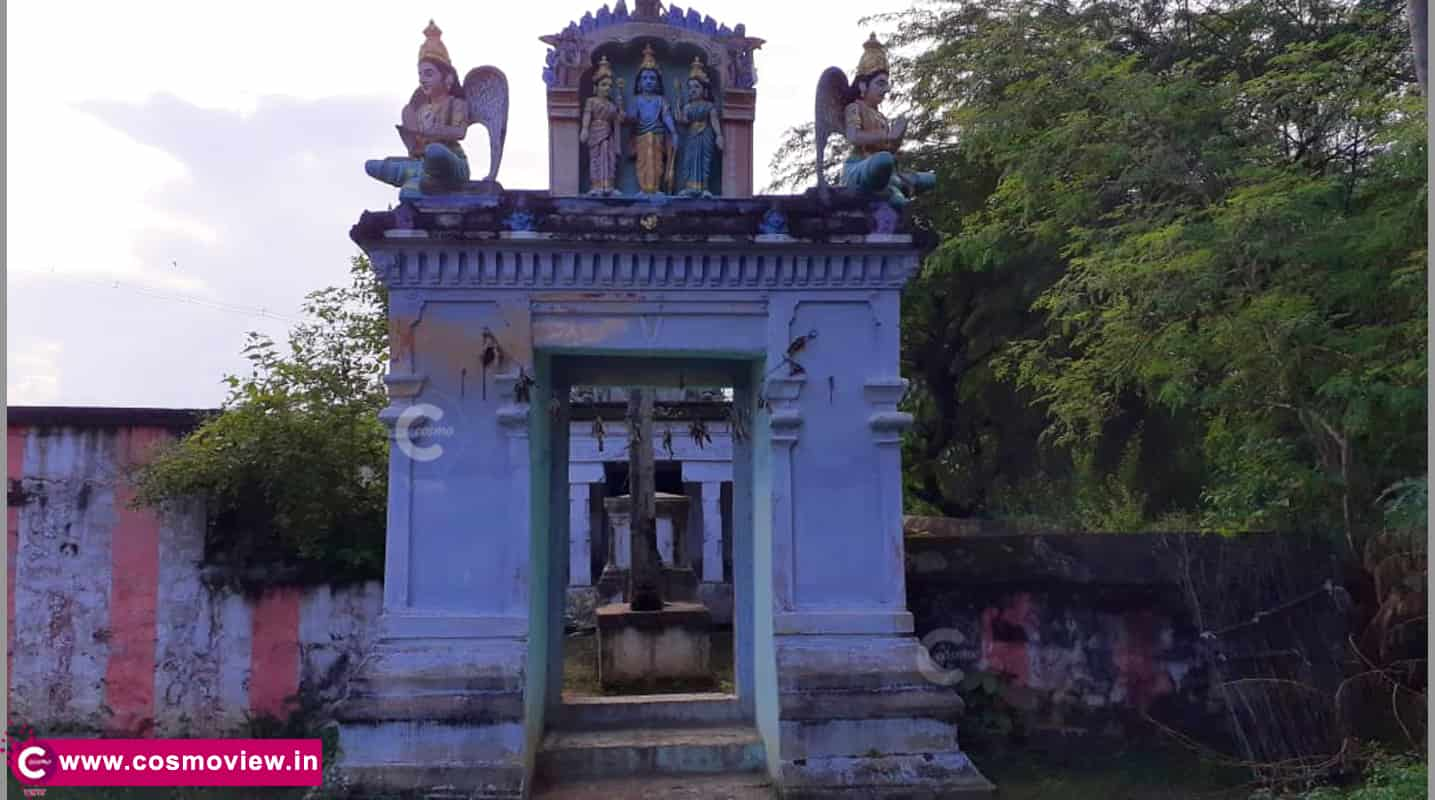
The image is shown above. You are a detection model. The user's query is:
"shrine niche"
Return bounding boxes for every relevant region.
[541,1,762,197]
[336,6,992,800]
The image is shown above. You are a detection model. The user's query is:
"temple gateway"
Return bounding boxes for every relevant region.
[338,2,992,797]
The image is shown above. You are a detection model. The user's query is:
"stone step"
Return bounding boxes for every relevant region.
[557,692,745,730]
[532,771,773,799]
[536,724,765,784]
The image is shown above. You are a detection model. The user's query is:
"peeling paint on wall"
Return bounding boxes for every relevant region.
[8,420,382,737]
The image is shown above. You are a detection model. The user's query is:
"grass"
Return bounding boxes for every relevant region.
[973,742,1254,800]
[5,775,306,799]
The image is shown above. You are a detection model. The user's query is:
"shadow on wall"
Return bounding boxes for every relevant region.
[903,517,1346,751]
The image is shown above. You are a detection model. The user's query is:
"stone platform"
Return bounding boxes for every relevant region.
[597,601,713,689]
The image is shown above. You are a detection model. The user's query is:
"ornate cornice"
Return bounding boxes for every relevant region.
[351,191,936,247]
[367,245,919,291]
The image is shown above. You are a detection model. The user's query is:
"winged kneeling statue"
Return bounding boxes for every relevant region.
[814,34,935,207]
[365,20,510,200]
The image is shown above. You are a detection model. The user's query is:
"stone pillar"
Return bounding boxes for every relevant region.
[339,360,531,796]
[568,480,595,587]
[655,514,675,565]
[604,500,633,570]
[546,87,581,196]
[681,461,733,584]
[720,88,756,198]
[596,494,628,606]
[762,295,993,797]
[651,493,690,566]
[700,482,723,583]
[627,389,663,612]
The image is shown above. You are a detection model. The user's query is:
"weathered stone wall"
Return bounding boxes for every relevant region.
[903,516,1345,745]
[7,410,382,736]
[8,408,1343,747]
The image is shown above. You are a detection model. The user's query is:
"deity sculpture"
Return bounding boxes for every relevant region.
[624,44,678,196]
[814,34,935,207]
[676,58,724,198]
[365,21,510,200]
[579,57,624,196]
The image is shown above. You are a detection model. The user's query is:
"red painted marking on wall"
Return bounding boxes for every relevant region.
[249,587,302,720]
[1114,610,1173,711]
[105,427,170,736]
[8,425,26,703]
[980,592,1037,686]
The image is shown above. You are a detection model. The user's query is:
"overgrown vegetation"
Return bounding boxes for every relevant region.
[770,0,1425,790]
[132,257,389,582]
[773,0,1426,539]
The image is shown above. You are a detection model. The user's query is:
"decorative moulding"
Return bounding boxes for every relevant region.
[368,246,920,291]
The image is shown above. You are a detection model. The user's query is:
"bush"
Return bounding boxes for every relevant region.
[132,258,389,583]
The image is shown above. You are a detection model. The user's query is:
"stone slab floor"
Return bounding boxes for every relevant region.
[533,772,773,799]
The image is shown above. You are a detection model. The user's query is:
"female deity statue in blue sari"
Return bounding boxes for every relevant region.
[676,58,724,198]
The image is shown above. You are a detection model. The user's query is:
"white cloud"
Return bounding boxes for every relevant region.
[6,0,913,407]
[8,339,64,405]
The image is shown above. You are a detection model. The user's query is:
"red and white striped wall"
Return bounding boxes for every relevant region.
[7,409,381,737]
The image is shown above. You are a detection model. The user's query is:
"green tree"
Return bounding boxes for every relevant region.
[133,257,390,581]
[775,0,1425,537]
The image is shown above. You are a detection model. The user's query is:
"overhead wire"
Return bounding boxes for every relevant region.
[12,266,304,325]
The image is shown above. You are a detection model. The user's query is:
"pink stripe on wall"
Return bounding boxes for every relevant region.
[249,587,302,719]
[105,427,168,736]
[8,425,26,702]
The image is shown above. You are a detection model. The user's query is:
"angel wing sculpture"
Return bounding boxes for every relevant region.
[463,66,509,183]
[812,35,936,206]
[364,21,511,199]
[814,67,850,190]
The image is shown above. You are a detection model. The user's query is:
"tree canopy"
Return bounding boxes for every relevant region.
[774,0,1426,538]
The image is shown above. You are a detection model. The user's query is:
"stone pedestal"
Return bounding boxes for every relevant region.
[773,634,994,798]
[336,626,527,797]
[596,602,712,689]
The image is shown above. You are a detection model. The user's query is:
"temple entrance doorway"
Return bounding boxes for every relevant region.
[530,354,769,793]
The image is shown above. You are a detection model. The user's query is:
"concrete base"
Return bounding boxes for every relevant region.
[697,582,734,625]
[574,581,732,627]
[772,634,995,798]
[662,565,699,604]
[596,602,712,689]
[334,631,527,797]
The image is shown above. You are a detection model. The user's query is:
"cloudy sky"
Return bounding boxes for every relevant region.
[6,0,913,408]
